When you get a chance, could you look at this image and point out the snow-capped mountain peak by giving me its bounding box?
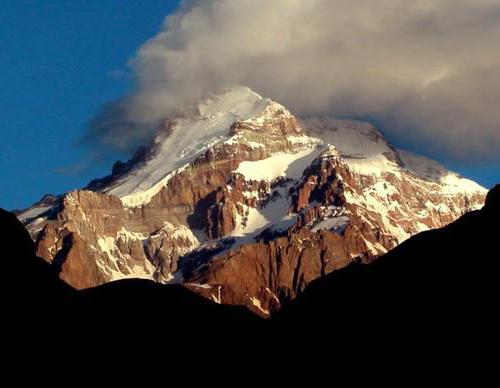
[103,86,278,206]
[197,86,267,118]
[20,86,487,317]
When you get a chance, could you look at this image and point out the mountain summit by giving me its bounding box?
[18,86,486,316]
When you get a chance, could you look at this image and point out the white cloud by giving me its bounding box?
[89,0,500,161]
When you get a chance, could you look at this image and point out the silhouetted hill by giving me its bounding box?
[82,279,260,321]
[0,208,77,315]
[274,184,500,325]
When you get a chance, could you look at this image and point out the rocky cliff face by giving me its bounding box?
[19,86,487,316]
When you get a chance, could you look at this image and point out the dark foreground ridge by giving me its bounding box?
[2,184,499,327]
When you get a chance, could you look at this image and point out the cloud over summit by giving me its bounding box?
[89,0,500,161]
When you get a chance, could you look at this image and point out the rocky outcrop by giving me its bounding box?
[85,146,149,192]
[291,148,349,212]
[185,224,381,317]
[32,190,200,288]
[206,196,238,239]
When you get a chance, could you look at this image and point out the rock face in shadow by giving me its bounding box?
[274,184,500,324]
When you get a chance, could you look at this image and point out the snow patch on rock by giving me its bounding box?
[399,150,486,196]
[235,146,323,182]
[18,206,52,223]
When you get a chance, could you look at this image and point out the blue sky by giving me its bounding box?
[0,0,179,210]
[0,0,498,210]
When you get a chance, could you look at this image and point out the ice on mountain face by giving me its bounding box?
[303,117,399,176]
[241,99,293,127]
[119,164,190,207]
[344,187,410,244]
[303,118,387,154]
[197,87,268,118]
[311,216,350,233]
[94,236,155,282]
[398,150,447,181]
[18,206,52,223]
[304,116,486,196]
[91,222,198,283]
[231,207,269,239]
[235,146,323,182]
[399,150,486,195]
[105,86,271,205]
[439,174,487,197]
[213,183,298,258]
[231,186,293,239]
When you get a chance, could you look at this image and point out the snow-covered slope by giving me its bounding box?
[398,150,485,195]
[235,147,322,182]
[304,118,395,175]
[304,117,485,197]
[104,87,271,206]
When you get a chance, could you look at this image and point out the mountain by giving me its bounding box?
[275,184,500,324]
[18,86,486,317]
